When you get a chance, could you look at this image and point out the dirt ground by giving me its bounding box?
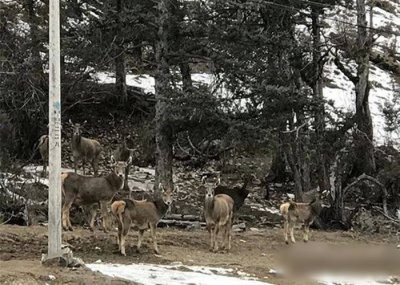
[1,224,399,285]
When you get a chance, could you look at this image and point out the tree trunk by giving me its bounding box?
[25,0,42,73]
[311,8,330,192]
[333,154,344,222]
[301,132,311,193]
[115,0,128,102]
[268,142,287,183]
[354,0,376,175]
[115,48,127,102]
[283,132,304,202]
[154,0,173,192]
[179,61,192,92]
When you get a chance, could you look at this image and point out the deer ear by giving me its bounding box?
[82,120,87,125]
[201,176,206,185]
[110,155,116,165]
[159,183,164,192]
[216,176,221,186]
[68,119,73,125]
[216,173,221,186]
[127,156,132,165]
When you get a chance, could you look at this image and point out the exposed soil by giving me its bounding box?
[0,224,398,285]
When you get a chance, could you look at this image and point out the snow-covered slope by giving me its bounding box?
[323,0,400,146]
[94,1,400,146]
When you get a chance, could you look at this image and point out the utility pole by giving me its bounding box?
[48,0,62,258]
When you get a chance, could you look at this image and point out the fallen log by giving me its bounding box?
[158,219,205,229]
[343,173,388,216]
[163,214,201,221]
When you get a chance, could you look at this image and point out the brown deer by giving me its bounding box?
[61,156,131,232]
[111,184,174,255]
[38,135,49,176]
[203,177,234,253]
[113,139,134,190]
[280,197,322,244]
[69,119,102,176]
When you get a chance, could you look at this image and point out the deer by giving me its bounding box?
[38,135,48,176]
[69,119,102,176]
[214,173,255,213]
[280,196,322,244]
[113,139,134,190]
[202,177,234,253]
[61,156,131,232]
[111,184,174,255]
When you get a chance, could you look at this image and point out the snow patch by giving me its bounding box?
[315,274,398,285]
[87,263,273,285]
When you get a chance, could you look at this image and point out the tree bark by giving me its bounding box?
[115,0,128,102]
[283,132,304,202]
[154,0,174,192]
[311,8,330,192]
[24,0,42,78]
[179,61,192,93]
[354,0,375,175]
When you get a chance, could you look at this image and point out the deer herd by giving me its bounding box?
[38,120,323,255]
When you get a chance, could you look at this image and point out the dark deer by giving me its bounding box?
[69,119,102,176]
[61,156,131,232]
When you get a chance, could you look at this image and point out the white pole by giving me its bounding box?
[48,0,62,258]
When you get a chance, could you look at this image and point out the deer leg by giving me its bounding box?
[100,201,109,233]
[289,220,296,243]
[67,209,73,230]
[208,225,214,251]
[303,221,311,242]
[213,225,219,252]
[283,218,289,244]
[120,218,131,256]
[82,159,86,175]
[117,221,122,250]
[92,157,99,176]
[42,160,47,177]
[228,226,232,251]
[73,157,78,174]
[89,205,97,231]
[62,197,74,231]
[150,224,159,254]
[137,229,145,253]
[220,225,227,251]
[227,214,233,251]
[124,166,130,190]
[136,229,144,252]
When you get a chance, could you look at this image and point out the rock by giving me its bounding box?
[41,246,84,268]
[232,222,246,232]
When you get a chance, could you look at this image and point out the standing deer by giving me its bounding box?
[113,139,134,190]
[203,177,234,253]
[280,197,322,244]
[111,184,174,255]
[61,156,131,232]
[38,135,49,176]
[69,119,102,176]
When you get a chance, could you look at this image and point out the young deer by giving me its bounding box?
[111,184,174,255]
[214,173,255,213]
[203,177,234,253]
[280,197,322,244]
[69,119,102,176]
[61,156,131,232]
[38,135,49,176]
[113,139,134,190]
